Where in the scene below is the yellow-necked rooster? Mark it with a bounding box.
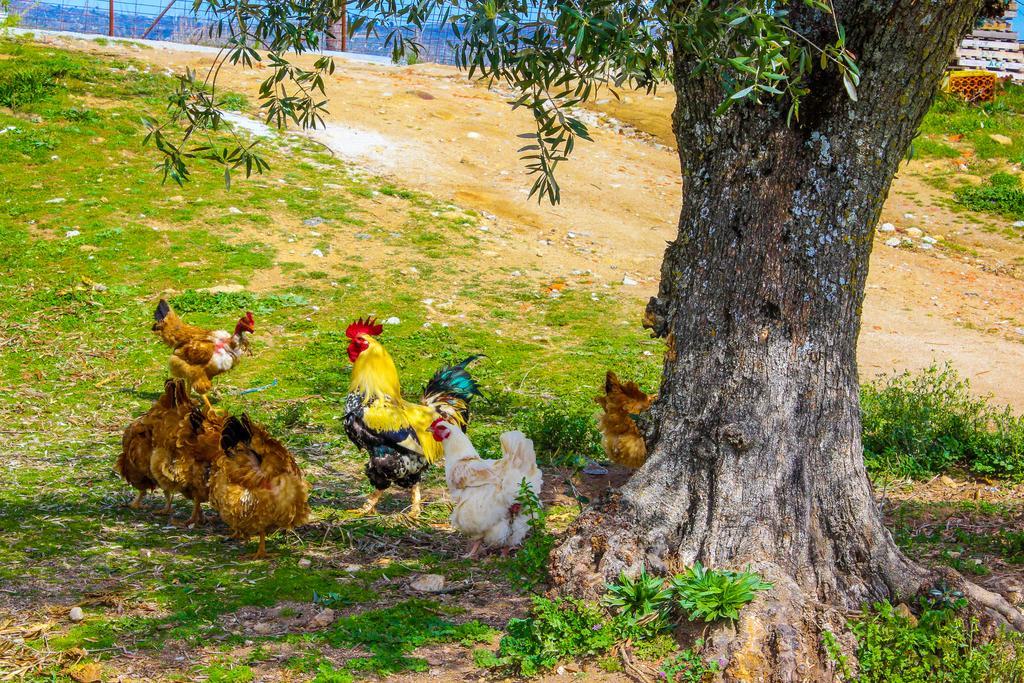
[343,317,482,517]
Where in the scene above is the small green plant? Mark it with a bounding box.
[821,629,852,681]
[313,590,353,608]
[925,582,965,611]
[492,596,618,676]
[660,643,720,683]
[199,662,255,683]
[517,405,602,468]
[310,664,355,683]
[597,653,625,672]
[472,647,501,669]
[219,92,249,111]
[603,567,673,628]
[505,479,554,591]
[59,106,99,122]
[632,633,678,661]
[273,402,310,430]
[670,562,772,623]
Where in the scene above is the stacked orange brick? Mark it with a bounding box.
[947,71,998,102]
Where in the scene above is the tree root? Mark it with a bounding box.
[935,567,1024,632]
[551,501,1024,681]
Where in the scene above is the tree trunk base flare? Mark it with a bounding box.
[551,494,1024,680]
[545,1,1024,678]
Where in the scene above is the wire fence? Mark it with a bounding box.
[6,0,460,64]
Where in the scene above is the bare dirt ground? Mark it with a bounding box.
[44,35,1024,408]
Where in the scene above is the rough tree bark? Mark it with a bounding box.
[551,1,1024,678]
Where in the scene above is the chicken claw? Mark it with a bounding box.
[245,533,272,560]
[349,489,383,516]
[408,484,422,518]
[127,491,147,510]
[180,499,205,528]
[158,491,174,517]
[462,539,483,559]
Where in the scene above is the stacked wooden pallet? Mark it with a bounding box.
[954,2,1023,81]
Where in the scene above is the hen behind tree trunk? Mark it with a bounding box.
[595,371,655,469]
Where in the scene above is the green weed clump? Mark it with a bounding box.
[481,564,766,676]
[661,644,720,682]
[494,596,618,676]
[516,404,603,468]
[670,562,773,623]
[826,600,1024,682]
[602,567,672,625]
[861,365,1024,479]
[954,172,1024,220]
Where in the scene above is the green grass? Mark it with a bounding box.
[313,599,496,675]
[917,86,1024,162]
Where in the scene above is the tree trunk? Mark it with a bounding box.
[551,1,1024,678]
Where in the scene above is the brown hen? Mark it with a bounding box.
[209,414,310,559]
[145,380,220,526]
[116,379,183,509]
[594,371,656,469]
[152,299,254,412]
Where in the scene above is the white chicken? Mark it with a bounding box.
[429,419,543,558]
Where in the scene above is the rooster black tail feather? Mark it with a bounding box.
[154,299,171,323]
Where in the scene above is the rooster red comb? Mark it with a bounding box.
[346,317,384,341]
[236,311,255,332]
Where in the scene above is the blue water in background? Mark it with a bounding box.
[7,0,458,62]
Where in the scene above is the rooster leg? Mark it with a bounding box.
[128,490,146,510]
[249,533,270,560]
[352,489,383,516]
[409,484,422,518]
[201,394,215,413]
[462,539,483,560]
[184,499,204,527]
[159,491,174,518]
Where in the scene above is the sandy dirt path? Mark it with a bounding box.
[54,35,1024,409]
